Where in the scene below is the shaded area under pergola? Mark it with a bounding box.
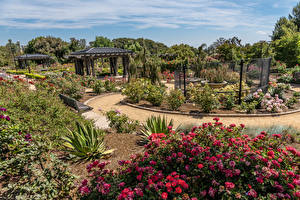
[68,47,134,77]
[15,54,52,73]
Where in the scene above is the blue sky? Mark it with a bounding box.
[0,0,298,47]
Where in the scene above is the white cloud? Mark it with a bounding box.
[256,31,268,35]
[0,0,283,31]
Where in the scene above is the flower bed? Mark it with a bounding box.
[122,81,300,115]
[78,119,300,199]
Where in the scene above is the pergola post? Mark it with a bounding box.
[91,58,95,77]
[84,58,91,76]
[75,59,79,74]
[122,56,129,78]
[109,57,118,76]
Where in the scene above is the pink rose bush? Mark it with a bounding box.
[79,118,300,199]
[261,93,287,113]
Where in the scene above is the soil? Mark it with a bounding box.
[62,133,144,178]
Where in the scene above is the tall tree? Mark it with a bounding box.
[289,2,300,30]
[274,32,300,67]
[197,43,207,60]
[89,36,113,47]
[272,17,297,41]
[166,44,195,60]
[25,36,69,63]
[69,38,86,52]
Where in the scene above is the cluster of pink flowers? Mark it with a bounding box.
[261,93,287,112]
[78,118,300,199]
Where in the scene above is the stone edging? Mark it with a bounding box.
[84,93,300,117]
[122,101,300,118]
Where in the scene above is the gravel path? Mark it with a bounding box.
[87,93,300,129]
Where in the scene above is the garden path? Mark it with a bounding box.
[86,93,300,129]
[82,110,110,129]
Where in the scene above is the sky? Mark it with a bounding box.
[0,0,299,47]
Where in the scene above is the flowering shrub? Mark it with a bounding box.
[242,82,295,113]
[78,118,300,199]
[104,77,118,92]
[35,72,85,100]
[166,89,185,110]
[261,93,287,113]
[145,84,166,106]
[123,79,165,106]
[161,70,175,83]
[0,80,87,145]
[274,61,287,73]
[0,109,75,199]
[122,79,149,103]
[194,84,219,113]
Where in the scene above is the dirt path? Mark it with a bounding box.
[87,93,300,129]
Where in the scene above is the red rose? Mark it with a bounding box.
[225,182,235,190]
[198,164,204,169]
[161,192,168,199]
[175,187,182,194]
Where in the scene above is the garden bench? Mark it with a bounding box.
[59,94,92,113]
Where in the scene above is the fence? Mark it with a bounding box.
[174,58,272,104]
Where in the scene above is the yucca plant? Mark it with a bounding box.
[62,122,114,161]
[140,115,174,142]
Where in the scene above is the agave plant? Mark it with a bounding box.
[62,122,114,161]
[140,115,174,142]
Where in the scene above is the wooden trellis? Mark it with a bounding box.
[68,47,134,77]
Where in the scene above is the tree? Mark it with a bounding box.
[272,17,297,41]
[0,46,10,67]
[245,41,274,60]
[289,2,300,30]
[274,32,300,67]
[197,43,207,60]
[69,38,86,52]
[25,36,69,63]
[89,36,113,47]
[112,38,136,49]
[216,37,244,62]
[166,44,195,60]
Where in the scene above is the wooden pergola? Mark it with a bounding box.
[15,54,51,73]
[68,47,134,77]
